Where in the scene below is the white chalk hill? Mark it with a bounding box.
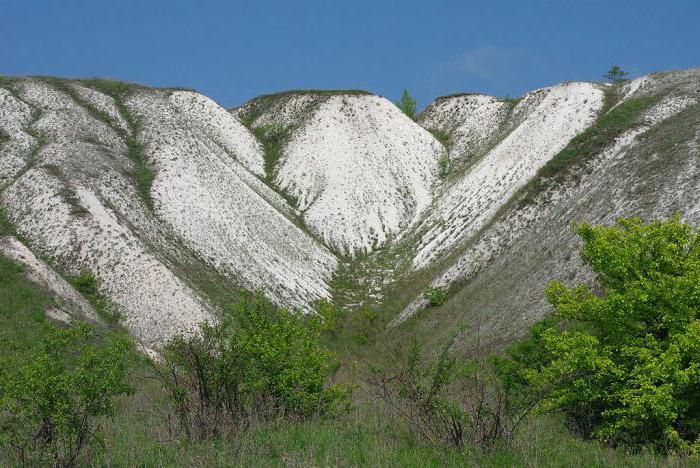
[1,69,699,350]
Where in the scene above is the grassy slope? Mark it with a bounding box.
[97,370,694,467]
[0,254,52,361]
[390,95,700,356]
[0,252,695,466]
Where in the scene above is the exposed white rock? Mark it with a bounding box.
[418,94,510,163]
[45,307,73,325]
[276,94,444,256]
[412,82,605,269]
[2,70,698,348]
[169,91,266,176]
[129,91,338,309]
[620,75,653,102]
[397,81,699,324]
[70,83,129,133]
[643,95,696,125]
[0,88,35,186]
[2,165,213,346]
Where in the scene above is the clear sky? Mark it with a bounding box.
[2,0,699,109]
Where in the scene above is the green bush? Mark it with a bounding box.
[505,216,700,453]
[429,128,452,149]
[425,286,449,306]
[350,309,379,344]
[0,324,134,467]
[161,294,349,439]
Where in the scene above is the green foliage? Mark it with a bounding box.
[68,270,121,323]
[396,89,418,120]
[350,309,379,344]
[0,324,134,467]
[0,255,52,359]
[604,65,630,84]
[249,123,295,183]
[121,107,155,211]
[425,286,449,306]
[429,128,452,149]
[438,153,450,178]
[0,129,9,145]
[520,94,657,204]
[316,299,346,339]
[508,217,700,452]
[501,94,522,105]
[78,78,143,98]
[370,335,532,450]
[429,128,453,176]
[161,294,349,439]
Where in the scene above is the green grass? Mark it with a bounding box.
[75,79,156,210]
[118,99,156,211]
[428,127,452,150]
[1,248,697,466]
[519,91,659,204]
[249,123,297,184]
[67,270,123,324]
[77,78,146,97]
[0,255,53,362]
[94,367,697,467]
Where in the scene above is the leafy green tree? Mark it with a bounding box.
[603,65,630,84]
[161,294,349,439]
[396,89,417,120]
[508,217,700,452]
[0,324,134,467]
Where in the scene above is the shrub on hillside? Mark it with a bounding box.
[0,324,134,467]
[369,336,535,450]
[160,294,349,440]
[425,286,449,306]
[502,216,700,453]
[351,309,379,344]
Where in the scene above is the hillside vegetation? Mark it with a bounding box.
[1,68,700,465]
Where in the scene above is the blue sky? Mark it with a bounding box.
[1,0,699,109]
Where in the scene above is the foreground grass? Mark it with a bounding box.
[0,255,52,361]
[93,363,697,467]
[1,253,697,466]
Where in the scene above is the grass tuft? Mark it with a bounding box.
[249,123,295,183]
[68,270,122,324]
